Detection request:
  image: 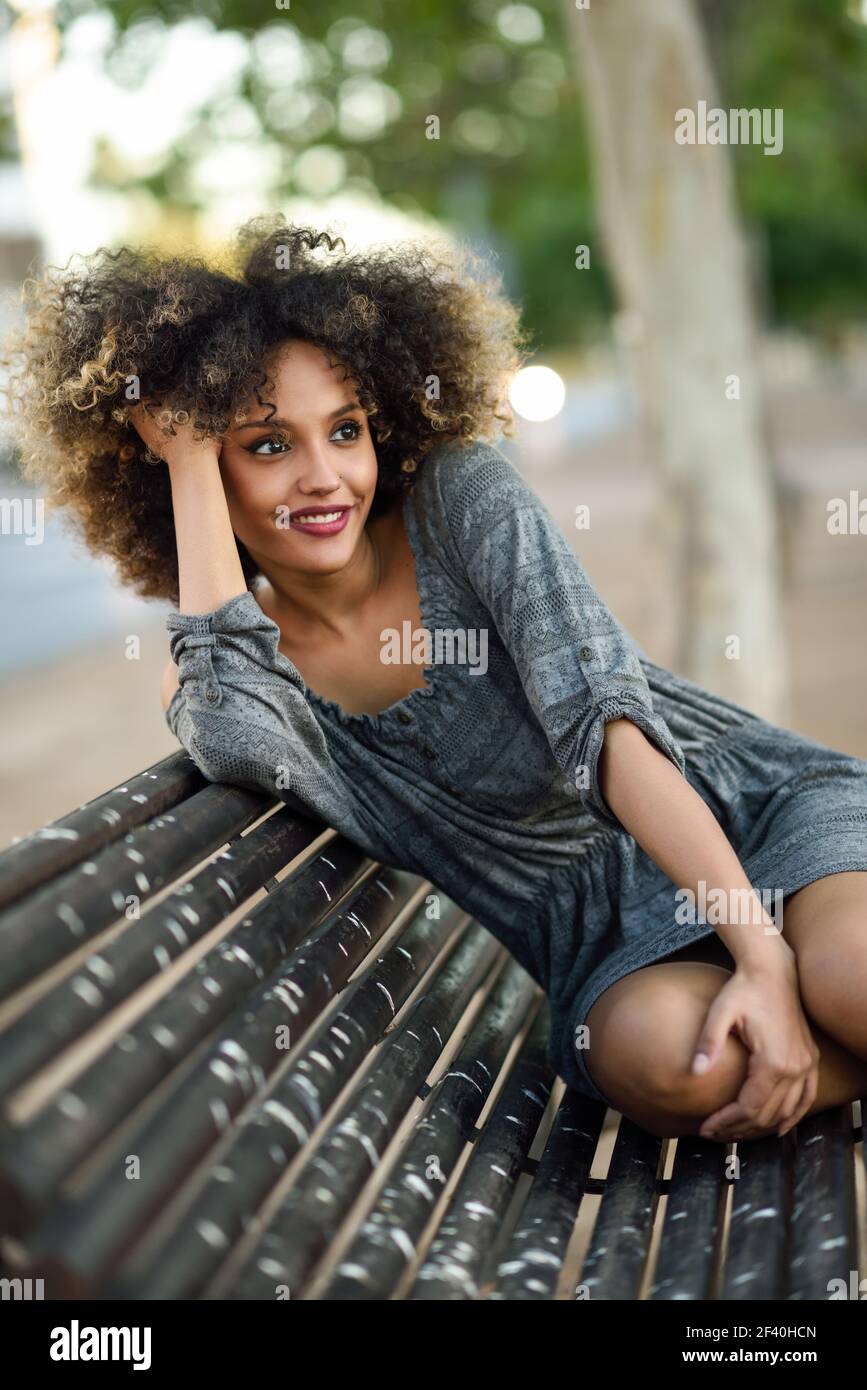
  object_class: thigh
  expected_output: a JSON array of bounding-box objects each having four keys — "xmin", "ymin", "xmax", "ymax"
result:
[
  {"xmin": 778, "ymin": 871, "xmax": 867, "ymax": 1040},
  {"xmin": 781, "ymin": 871, "xmax": 867, "ymax": 951}
]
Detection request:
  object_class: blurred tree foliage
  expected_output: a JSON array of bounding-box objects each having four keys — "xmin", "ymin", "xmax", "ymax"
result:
[{"xmin": 16, "ymin": 0, "xmax": 867, "ymax": 347}]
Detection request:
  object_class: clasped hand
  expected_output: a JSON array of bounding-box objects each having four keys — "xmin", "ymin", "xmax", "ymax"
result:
[{"xmin": 693, "ymin": 943, "xmax": 819, "ymax": 1141}]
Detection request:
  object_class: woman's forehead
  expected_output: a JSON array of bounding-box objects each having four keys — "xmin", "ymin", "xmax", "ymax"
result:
[{"xmin": 235, "ymin": 343, "xmax": 356, "ymax": 407}]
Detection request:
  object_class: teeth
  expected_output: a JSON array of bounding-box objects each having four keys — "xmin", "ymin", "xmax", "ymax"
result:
[{"xmin": 294, "ymin": 511, "xmax": 344, "ymax": 524}]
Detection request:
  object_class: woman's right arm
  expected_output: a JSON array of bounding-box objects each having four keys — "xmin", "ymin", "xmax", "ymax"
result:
[
  {"xmin": 167, "ymin": 448, "xmax": 248, "ymax": 613},
  {"xmin": 135, "ymin": 411, "xmax": 370, "ymax": 844},
  {"xmin": 130, "ymin": 406, "xmax": 246, "ymax": 613}
]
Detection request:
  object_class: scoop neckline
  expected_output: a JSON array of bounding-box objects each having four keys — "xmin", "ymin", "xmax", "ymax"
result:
[{"xmin": 302, "ymin": 484, "xmax": 438, "ymax": 732}]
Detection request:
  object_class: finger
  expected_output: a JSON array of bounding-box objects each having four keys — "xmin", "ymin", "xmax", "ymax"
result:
[
  {"xmin": 691, "ymin": 995, "xmax": 734, "ymax": 1076},
  {"xmin": 712, "ymin": 1071, "xmax": 812, "ymax": 1141},
  {"xmin": 700, "ymin": 1100, "xmax": 754, "ymax": 1137},
  {"xmin": 804, "ymin": 1065, "xmax": 820, "ymax": 1115},
  {"xmin": 780, "ymin": 1068, "xmax": 819, "ymax": 1137},
  {"xmin": 755, "ymin": 1076, "xmax": 798, "ymax": 1130},
  {"xmin": 776, "ymin": 1078, "xmax": 808, "ymax": 1137},
  {"xmin": 700, "ymin": 1070, "xmax": 783, "ymax": 1137},
  {"xmin": 742, "ymin": 1073, "xmax": 810, "ymax": 1140}
]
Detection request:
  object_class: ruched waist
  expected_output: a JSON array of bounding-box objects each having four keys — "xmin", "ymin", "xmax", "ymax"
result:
[{"xmin": 640, "ymin": 660, "xmax": 762, "ymax": 751}]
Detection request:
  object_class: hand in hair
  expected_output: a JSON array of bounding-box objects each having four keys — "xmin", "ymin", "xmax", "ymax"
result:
[{"xmin": 128, "ymin": 402, "xmax": 222, "ymax": 469}]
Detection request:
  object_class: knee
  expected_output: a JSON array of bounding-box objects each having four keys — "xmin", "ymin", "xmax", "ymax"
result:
[
  {"xmin": 642, "ymin": 1034, "xmax": 749, "ymax": 1137},
  {"xmin": 587, "ymin": 972, "xmax": 749, "ymax": 1139},
  {"xmin": 795, "ymin": 936, "xmax": 867, "ymax": 1041}
]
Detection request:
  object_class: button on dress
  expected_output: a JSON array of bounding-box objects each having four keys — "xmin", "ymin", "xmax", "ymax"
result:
[{"xmin": 165, "ymin": 438, "xmax": 867, "ymax": 1107}]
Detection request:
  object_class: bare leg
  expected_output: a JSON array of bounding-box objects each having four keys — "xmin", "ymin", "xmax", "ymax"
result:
[
  {"xmin": 584, "ymin": 955, "xmax": 867, "ymax": 1141},
  {"xmin": 778, "ymin": 871, "xmax": 867, "ymax": 1060}
]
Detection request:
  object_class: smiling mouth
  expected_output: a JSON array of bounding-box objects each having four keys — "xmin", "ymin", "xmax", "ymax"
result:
[
  {"xmin": 286, "ymin": 504, "xmax": 353, "ymax": 535},
  {"xmin": 291, "ymin": 509, "xmax": 348, "ymax": 524}
]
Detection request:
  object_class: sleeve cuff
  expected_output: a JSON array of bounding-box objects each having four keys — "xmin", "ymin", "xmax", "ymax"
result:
[
  {"xmin": 163, "ymin": 587, "xmax": 305, "ymax": 718},
  {"xmin": 164, "ymin": 589, "xmax": 262, "ymax": 637},
  {"xmin": 577, "ymin": 690, "xmax": 687, "ymax": 829},
  {"xmin": 164, "ymin": 686, "xmax": 184, "ymax": 736}
]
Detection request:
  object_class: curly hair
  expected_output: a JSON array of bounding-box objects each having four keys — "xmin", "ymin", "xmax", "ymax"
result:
[{"xmin": 1, "ymin": 216, "xmax": 531, "ymax": 604}]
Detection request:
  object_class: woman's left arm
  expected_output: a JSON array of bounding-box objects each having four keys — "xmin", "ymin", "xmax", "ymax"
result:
[
  {"xmin": 599, "ymin": 718, "xmax": 819, "ymax": 1139},
  {"xmin": 432, "ymin": 441, "xmax": 818, "ymax": 1141}
]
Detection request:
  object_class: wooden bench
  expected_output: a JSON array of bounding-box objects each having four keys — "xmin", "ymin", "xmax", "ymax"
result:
[{"xmin": 0, "ymin": 750, "xmax": 863, "ymax": 1301}]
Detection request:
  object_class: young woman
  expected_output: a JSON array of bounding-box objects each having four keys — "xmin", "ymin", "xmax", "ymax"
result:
[{"xmin": 6, "ymin": 219, "xmax": 867, "ymax": 1145}]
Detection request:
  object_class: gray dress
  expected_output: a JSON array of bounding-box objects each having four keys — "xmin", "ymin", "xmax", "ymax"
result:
[{"xmin": 165, "ymin": 438, "xmax": 867, "ymax": 1106}]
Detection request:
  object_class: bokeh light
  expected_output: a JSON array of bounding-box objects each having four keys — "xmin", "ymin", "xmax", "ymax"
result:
[{"xmin": 508, "ymin": 364, "xmax": 566, "ymax": 421}]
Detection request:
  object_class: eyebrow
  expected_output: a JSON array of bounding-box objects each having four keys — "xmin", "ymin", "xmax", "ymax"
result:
[{"xmin": 232, "ymin": 402, "xmax": 363, "ymax": 431}]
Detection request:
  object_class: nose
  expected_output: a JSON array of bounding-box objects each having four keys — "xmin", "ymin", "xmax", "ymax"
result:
[{"xmin": 294, "ymin": 442, "xmax": 343, "ymax": 494}]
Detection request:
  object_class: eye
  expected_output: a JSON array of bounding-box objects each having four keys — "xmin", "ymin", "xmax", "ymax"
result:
[
  {"xmin": 332, "ymin": 419, "xmax": 362, "ymax": 442},
  {"xmin": 247, "ymin": 434, "xmax": 290, "ymax": 457}
]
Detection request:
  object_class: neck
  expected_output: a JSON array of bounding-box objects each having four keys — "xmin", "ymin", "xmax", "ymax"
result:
[{"xmin": 252, "ymin": 513, "xmax": 392, "ymax": 638}]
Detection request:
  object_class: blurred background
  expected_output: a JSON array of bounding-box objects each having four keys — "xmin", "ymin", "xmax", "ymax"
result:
[{"xmin": 1, "ymin": 0, "xmax": 866, "ymax": 845}]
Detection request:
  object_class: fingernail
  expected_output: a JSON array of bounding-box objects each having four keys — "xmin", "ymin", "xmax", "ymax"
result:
[{"xmin": 692, "ymin": 1052, "xmax": 710, "ymax": 1074}]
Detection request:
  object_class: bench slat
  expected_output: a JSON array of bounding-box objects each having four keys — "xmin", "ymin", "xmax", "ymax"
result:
[
  {"xmin": 405, "ymin": 1000, "xmax": 553, "ymax": 1301},
  {"xmin": 719, "ymin": 1134, "xmax": 788, "ymax": 1299},
  {"xmin": 489, "ymin": 1087, "xmax": 605, "ymax": 1300},
  {"xmin": 787, "ymin": 1105, "xmax": 858, "ymax": 1300},
  {"xmin": 0, "ymin": 785, "xmax": 271, "ymax": 1001},
  {"xmin": 222, "ymin": 923, "xmax": 505, "ymax": 1299},
  {"xmin": 322, "ymin": 959, "xmax": 543, "ymax": 1300},
  {"xmin": 0, "ymin": 753, "xmax": 205, "ymax": 910},
  {"xmin": 0, "ymin": 807, "xmax": 323, "ymax": 1102},
  {"xmin": 579, "ymin": 1118, "xmax": 663, "ymax": 1299},
  {"xmin": 649, "ymin": 1136, "xmax": 727, "ymax": 1299},
  {"xmin": 19, "ymin": 868, "xmax": 421, "ymax": 1296},
  {"xmin": 0, "ymin": 840, "xmax": 373, "ymax": 1233},
  {"xmin": 115, "ymin": 898, "xmax": 470, "ymax": 1299}
]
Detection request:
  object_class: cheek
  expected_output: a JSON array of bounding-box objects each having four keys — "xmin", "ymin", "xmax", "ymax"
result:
[
  {"xmin": 216, "ymin": 473, "xmax": 280, "ymax": 550},
  {"xmin": 220, "ymin": 455, "xmax": 282, "ymax": 515},
  {"xmin": 360, "ymin": 442, "xmax": 379, "ymax": 484}
]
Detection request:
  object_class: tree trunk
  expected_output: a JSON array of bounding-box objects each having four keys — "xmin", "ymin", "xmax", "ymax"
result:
[{"xmin": 566, "ymin": 0, "xmax": 789, "ymax": 720}]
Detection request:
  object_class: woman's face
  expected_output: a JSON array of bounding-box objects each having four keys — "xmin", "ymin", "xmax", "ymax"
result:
[{"xmin": 218, "ymin": 338, "xmax": 380, "ymax": 578}]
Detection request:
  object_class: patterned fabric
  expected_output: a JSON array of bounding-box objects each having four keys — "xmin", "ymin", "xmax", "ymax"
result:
[{"xmin": 165, "ymin": 438, "xmax": 867, "ymax": 1105}]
